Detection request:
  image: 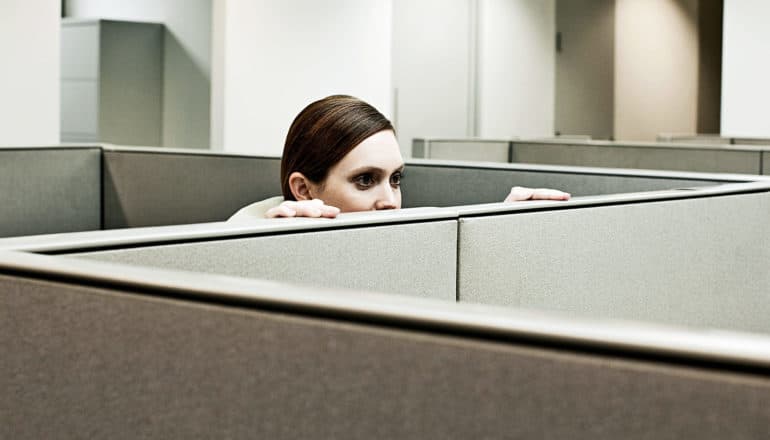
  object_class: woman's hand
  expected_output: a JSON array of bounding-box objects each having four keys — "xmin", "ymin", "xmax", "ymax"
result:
[
  {"xmin": 504, "ymin": 186, "xmax": 571, "ymax": 202},
  {"xmin": 266, "ymin": 199, "xmax": 340, "ymax": 218}
]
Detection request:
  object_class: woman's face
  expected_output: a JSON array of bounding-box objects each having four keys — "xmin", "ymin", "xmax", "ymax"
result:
[{"xmin": 310, "ymin": 130, "xmax": 404, "ymax": 212}]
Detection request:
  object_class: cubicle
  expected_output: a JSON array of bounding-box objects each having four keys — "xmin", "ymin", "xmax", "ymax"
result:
[
  {"xmin": 413, "ymin": 137, "xmax": 770, "ymax": 175},
  {"xmin": 4, "ymin": 178, "xmax": 769, "ymax": 334},
  {"xmin": 2, "ymin": 232, "xmax": 770, "ymax": 438},
  {"xmin": 3, "ymin": 145, "xmax": 759, "ymax": 238},
  {"xmin": 3, "ymin": 147, "xmax": 770, "ymax": 437}
]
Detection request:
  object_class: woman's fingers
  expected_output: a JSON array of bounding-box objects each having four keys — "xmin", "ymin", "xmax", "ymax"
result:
[
  {"xmin": 504, "ymin": 186, "xmax": 535, "ymax": 202},
  {"xmin": 265, "ymin": 204, "xmax": 297, "ymax": 218},
  {"xmin": 504, "ymin": 186, "xmax": 570, "ymax": 202},
  {"xmin": 319, "ymin": 204, "xmax": 341, "ymax": 218},
  {"xmin": 530, "ymin": 188, "xmax": 571, "ymax": 200},
  {"xmin": 266, "ymin": 199, "xmax": 340, "ymax": 218}
]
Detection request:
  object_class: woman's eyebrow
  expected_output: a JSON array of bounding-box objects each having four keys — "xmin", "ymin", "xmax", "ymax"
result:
[
  {"xmin": 348, "ymin": 164, "xmax": 405, "ymax": 175},
  {"xmin": 347, "ymin": 166, "xmax": 383, "ymax": 176}
]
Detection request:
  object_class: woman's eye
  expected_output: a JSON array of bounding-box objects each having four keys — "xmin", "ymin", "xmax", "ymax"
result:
[
  {"xmin": 354, "ymin": 174, "xmax": 376, "ymax": 188},
  {"xmin": 390, "ymin": 172, "xmax": 402, "ymax": 187}
]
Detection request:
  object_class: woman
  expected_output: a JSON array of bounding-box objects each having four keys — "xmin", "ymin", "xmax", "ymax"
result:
[{"xmin": 229, "ymin": 95, "xmax": 569, "ymax": 221}]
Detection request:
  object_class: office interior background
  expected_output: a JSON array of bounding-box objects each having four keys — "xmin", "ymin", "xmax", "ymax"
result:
[
  {"xmin": 5, "ymin": 2, "xmax": 770, "ymax": 437},
  {"xmin": 2, "ymin": 0, "xmax": 768, "ymax": 157}
]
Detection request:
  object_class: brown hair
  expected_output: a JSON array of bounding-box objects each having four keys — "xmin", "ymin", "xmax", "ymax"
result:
[{"xmin": 280, "ymin": 95, "xmax": 394, "ymax": 200}]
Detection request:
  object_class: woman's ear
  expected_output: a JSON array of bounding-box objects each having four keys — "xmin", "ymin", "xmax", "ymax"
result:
[{"xmin": 288, "ymin": 172, "xmax": 315, "ymax": 201}]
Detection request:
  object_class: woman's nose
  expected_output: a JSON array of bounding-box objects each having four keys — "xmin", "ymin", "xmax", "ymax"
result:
[{"xmin": 374, "ymin": 185, "xmax": 398, "ymax": 210}]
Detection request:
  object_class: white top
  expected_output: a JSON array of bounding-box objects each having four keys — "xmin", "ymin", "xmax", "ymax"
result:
[{"xmin": 227, "ymin": 196, "xmax": 284, "ymax": 222}]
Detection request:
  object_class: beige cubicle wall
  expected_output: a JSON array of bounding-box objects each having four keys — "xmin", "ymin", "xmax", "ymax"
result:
[
  {"xmin": 412, "ymin": 138, "xmax": 770, "ymax": 175},
  {"xmin": 456, "ymin": 183, "xmax": 770, "ymax": 333},
  {"xmin": 3, "ymin": 209, "xmax": 459, "ymax": 301},
  {"xmin": 2, "ymin": 250, "xmax": 770, "ymax": 439},
  {"xmin": 4, "ymin": 179, "xmax": 767, "ymax": 335}
]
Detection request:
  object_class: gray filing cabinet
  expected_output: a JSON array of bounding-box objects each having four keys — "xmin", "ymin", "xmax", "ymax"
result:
[{"xmin": 60, "ymin": 18, "xmax": 163, "ymax": 145}]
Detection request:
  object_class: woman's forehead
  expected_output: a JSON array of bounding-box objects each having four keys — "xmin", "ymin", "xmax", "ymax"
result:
[{"xmin": 338, "ymin": 130, "xmax": 403, "ymax": 171}]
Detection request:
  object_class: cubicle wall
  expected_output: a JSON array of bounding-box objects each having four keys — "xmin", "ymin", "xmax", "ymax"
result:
[
  {"xmin": 5, "ymin": 147, "xmax": 770, "ymax": 437},
  {"xmin": 102, "ymin": 148, "xmax": 282, "ymax": 228},
  {"xmin": 70, "ymin": 213, "xmax": 458, "ymax": 300},
  {"xmin": 5, "ymin": 145, "xmax": 756, "ymax": 238},
  {"xmin": 0, "ymin": 147, "xmax": 101, "ymax": 237},
  {"xmin": 2, "ymin": 251, "xmax": 770, "ymax": 439},
  {"xmin": 765, "ymin": 152, "xmax": 770, "ymax": 176},
  {"xmin": 104, "ymin": 149, "xmax": 746, "ymax": 216},
  {"xmin": 457, "ymin": 186, "xmax": 770, "ymax": 333},
  {"xmin": 657, "ymin": 133, "xmax": 770, "ymax": 146},
  {"xmin": 107, "ymin": 148, "xmax": 739, "ymax": 222},
  {"xmin": 412, "ymin": 138, "xmax": 510, "ymax": 162},
  {"xmin": 10, "ymin": 180, "xmax": 764, "ymax": 334},
  {"xmin": 413, "ymin": 138, "xmax": 770, "ymax": 175},
  {"xmin": 401, "ymin": 159, "xmax": 747, "ymax": 207},
  {"xmin": 510, "ymin": 141, "xmax": 763, "ymax": 174}
]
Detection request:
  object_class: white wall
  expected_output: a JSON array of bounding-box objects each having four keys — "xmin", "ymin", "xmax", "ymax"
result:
[
  {"xmin": 212, "ymin": 0, "xmax": 392, "ymax": 156},
  {"xmin": 66, "ymin": 0, "xmax": 212, "ymax": 148},
  {"xmin": 477, "ymin": 0, "xmax": 555, "ymax": 138},
  {"xmin": 614, "ymin": 0, "xmax": 699, "ymax": 141},
  {"xmin": 721, "ymin": 0, "xmax": 770, "ymax": 137},
  {"xmin": 0, "ymin": 0, "xmax": 60, "ymax": 146},
  {"xmin": 391, "ymin": 0, "xmax": 472, "ymax": 157}
]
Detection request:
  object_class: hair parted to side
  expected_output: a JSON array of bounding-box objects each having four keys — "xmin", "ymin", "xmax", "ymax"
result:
[{"xmin": 280, "ymin": 95, "xmax": 394, "ymax": 200}]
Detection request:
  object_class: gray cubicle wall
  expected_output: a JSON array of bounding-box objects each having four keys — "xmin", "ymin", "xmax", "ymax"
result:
[
  {"xmin": 510, "ymin": 140, "xmax": 765, "ymax": 174},
  {"xmin": 60, "ymin": 210, "xmax": 459, "ymax": 300},
  {"xmin": 104, "ymin": 147, "xmax": 749, "ymax": 224},
  {"xmin": 765, "ymin": 152, "xmax": 770, "ymax": 175},
  {"xmin": 401, "ymin": 159, "xmax": 749, "ymax": 207},
  {"xmin": 658, "ymin": 133, "xmax": 770, "ymax": 146},
  {"xmin": 413, "ymin": 138, "xmax": 770, "ymax": 175},
  {"xmin": 102, "ymin": 147, "xmax": 282, "ymax": 228},
  {"xmin": 412, "ymin": 138, "xmax": 510, "ymax": 162},
  {"xmin": 2, "ymin": 251, "xmax": 770, "ymax": 439},
  {"xmin": 0, "ymin": 147, "xmax": 101, "ymax": 237},
  {"xmin": 5, "ymin": 145, "xmax": 753, "ymax": 239},
  {"xmin": 457, "ymin": 184, "xmax": 770, "ymax": 333}
]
